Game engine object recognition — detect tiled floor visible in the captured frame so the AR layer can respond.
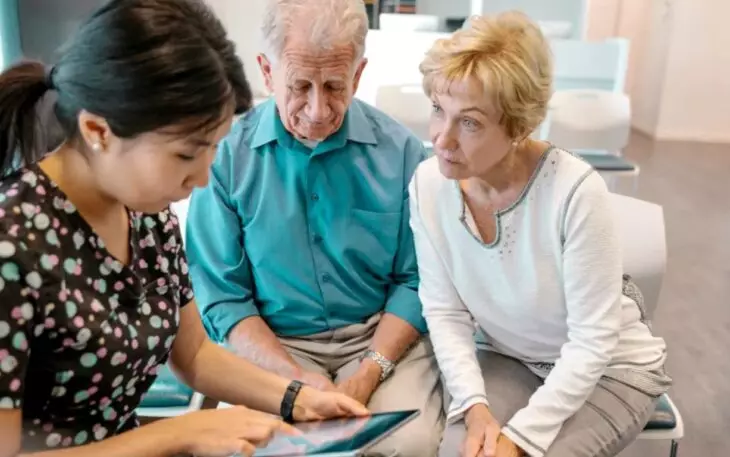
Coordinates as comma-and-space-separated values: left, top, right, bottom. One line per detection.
613, 133, 730, 457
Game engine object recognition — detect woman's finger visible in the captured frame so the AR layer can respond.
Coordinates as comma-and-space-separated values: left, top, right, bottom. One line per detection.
238, 423, 278, 446
238, 439, 257, 457
336, 394, 370, 416
276, 419, 301, 435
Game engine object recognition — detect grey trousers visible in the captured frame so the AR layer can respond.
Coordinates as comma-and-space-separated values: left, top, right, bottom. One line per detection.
280, 313, 445, 457
439, 350, 659, 457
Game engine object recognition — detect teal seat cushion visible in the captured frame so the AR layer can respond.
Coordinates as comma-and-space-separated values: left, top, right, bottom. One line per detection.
644, 394, 677, 430
575, 152, 637, 171
138, 363, 194, 409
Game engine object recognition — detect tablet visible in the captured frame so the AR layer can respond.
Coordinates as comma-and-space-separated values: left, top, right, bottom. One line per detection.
250, 409, 420, 457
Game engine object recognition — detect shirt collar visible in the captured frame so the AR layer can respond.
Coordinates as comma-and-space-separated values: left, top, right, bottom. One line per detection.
250, 98, 378, 152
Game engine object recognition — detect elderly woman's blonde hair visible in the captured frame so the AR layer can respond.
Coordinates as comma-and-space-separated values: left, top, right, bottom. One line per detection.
420, 11, 553, 141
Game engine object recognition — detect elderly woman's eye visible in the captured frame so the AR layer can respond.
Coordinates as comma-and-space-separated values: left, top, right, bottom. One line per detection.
462, 118, 478, 129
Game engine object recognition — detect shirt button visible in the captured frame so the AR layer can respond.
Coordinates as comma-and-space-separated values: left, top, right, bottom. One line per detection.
311, 193, 320, 202
322, 273, 331, 283
313, 234, 323, 243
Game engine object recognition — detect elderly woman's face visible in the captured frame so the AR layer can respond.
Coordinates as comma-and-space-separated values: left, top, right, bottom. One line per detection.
259, 41, 367, 142
429, 78, 514, 180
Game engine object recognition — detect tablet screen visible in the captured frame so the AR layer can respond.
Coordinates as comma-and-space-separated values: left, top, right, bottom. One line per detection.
252, 410, 419, 457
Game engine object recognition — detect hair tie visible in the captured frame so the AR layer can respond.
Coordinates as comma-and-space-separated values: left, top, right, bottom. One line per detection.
45, 65, 57, 90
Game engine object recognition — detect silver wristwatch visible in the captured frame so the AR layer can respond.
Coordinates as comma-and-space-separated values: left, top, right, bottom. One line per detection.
361, 349, 395, 381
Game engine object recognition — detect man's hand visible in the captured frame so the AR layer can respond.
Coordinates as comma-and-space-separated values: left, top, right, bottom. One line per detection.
495, 435, 524, 457
462, 404, 502, 457
335, 358, 381, 405
298, 370, 336, 391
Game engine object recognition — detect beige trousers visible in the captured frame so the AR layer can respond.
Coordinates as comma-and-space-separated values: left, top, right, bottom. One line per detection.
279, 313, 444, 457
439, 350, 660, 457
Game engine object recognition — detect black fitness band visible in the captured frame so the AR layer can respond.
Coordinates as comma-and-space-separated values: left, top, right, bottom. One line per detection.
280, 380, 304, 423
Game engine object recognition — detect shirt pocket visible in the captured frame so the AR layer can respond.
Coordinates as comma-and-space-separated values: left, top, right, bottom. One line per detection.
347, 209, 401, 277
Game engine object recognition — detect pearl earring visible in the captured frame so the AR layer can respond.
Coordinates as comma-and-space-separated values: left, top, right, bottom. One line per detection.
91, 143, 102, 152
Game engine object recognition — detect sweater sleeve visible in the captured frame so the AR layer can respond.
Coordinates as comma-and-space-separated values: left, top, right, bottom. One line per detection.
408, 170, 488, 423
502, 172, 623, 457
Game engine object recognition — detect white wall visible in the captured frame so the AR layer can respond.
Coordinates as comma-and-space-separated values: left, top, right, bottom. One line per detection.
204, 0, 268, 97
652, 0, 730, 142
592, 0, 730, 142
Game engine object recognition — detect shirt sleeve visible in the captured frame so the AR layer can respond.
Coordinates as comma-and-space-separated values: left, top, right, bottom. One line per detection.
502, 172, 623, 457
0, 236, 41, 410
384, 136, 429, 333
408, 168, 488, 422
185, 140, 259, 343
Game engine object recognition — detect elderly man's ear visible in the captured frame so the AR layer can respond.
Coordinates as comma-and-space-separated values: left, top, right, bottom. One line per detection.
257, 54, 275, 94
352, 57, 368, 94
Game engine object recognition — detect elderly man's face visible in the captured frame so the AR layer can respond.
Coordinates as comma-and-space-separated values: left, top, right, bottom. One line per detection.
259, 41, 367, 142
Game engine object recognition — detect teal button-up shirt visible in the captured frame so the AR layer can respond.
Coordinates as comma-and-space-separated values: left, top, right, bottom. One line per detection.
186, 99, 428, 340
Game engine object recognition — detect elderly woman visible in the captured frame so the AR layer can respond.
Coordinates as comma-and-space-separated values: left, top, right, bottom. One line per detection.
408, 12, 672, 457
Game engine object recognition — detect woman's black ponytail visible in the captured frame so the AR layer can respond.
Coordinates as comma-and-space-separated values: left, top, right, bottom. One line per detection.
0, 61, 53, 175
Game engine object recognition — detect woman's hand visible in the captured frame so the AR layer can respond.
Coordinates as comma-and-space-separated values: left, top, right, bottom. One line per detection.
462, 404, 502, 457
293, 385, 370, 421
172, 405, 298, 457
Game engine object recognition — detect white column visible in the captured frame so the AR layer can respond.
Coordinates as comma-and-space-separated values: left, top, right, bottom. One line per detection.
631, 0, 730, 142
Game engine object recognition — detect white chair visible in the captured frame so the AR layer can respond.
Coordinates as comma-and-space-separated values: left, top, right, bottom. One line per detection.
609, 193, 683, 457
136, 197, 205, 418
547, 89, 631, 153
543, 86, 638, 194
551, 38, 630, 93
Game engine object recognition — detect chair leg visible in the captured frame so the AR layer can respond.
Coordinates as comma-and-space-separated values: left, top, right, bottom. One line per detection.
669, 440, 679, 457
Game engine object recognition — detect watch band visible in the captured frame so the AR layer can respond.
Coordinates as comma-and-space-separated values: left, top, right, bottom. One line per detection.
362, 349, 395, 381
280, 380, 303, 423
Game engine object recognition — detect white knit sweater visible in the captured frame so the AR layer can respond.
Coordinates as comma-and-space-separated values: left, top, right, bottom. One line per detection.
408, 147, 668, 457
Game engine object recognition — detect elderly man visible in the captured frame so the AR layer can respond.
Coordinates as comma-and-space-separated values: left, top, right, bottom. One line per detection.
184, 0, 443, 455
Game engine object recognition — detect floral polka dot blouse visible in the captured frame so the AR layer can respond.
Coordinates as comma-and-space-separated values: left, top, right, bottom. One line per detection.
0, 165, 194, 451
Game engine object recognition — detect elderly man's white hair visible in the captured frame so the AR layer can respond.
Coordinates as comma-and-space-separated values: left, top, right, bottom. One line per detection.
261, 0, 369, 64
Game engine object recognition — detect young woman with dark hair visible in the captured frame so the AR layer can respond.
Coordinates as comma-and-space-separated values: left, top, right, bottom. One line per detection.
0, 1, 367, 456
